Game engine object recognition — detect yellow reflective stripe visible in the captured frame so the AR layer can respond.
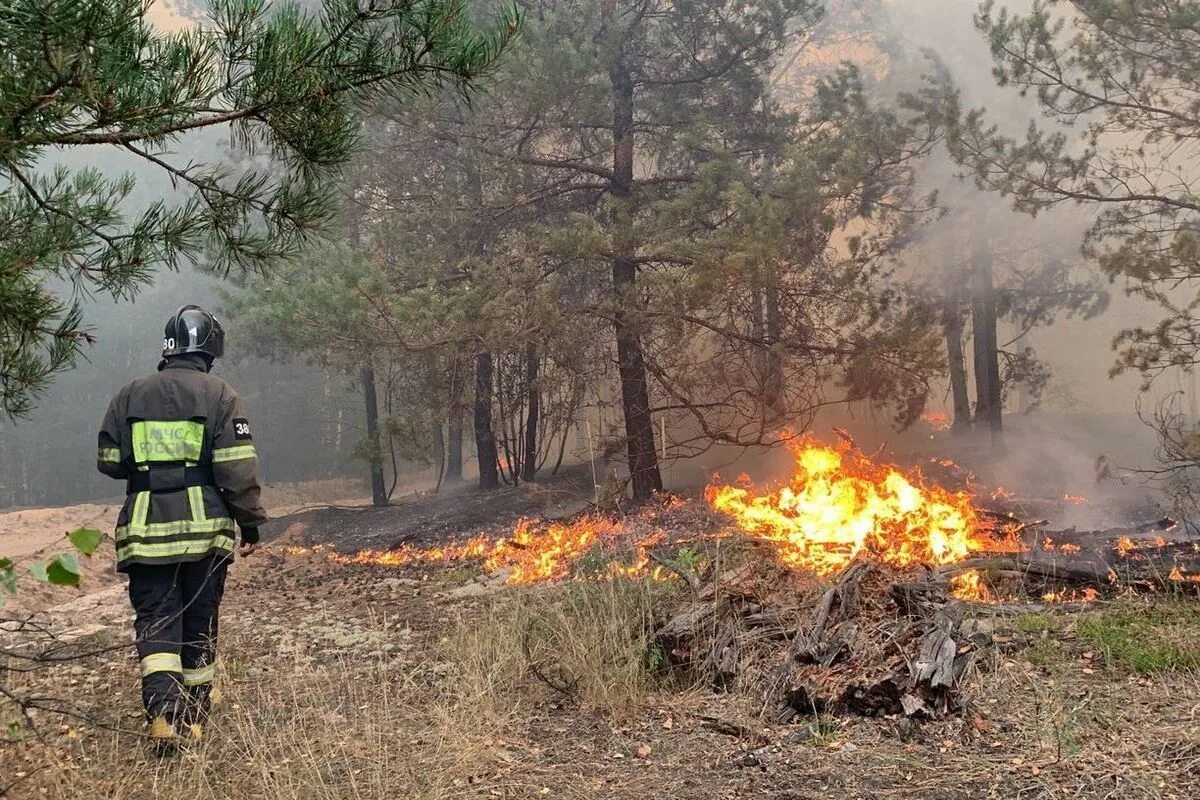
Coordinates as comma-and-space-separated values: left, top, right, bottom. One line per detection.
116, 517, 235, 539
182, 663, 216, 687
188, 486, 207, 523
117, 535, 236, 561
131, 491, 150, 528
211, 445, 256, 463
98, 447, 121, 463
141, 653, 182, 676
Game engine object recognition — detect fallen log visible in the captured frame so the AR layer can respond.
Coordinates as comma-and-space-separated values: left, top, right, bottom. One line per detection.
795, 562, 869, 667
937, 541, 1200, 588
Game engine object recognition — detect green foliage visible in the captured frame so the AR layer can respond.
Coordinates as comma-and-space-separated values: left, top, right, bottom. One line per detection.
939, 0, 1200, 385
230, 0, 955, 475
1011, 612, 1061, 634
1, 526, 107, 599
43, 552, 81, 587
68, 527, 103, 556
26, 560, 48, 583
1077, 600, 1200, 674
674, 546, 702, 573
0, 0, 518, 416
0, 557, 15, 594
1023, 636, 1070, 670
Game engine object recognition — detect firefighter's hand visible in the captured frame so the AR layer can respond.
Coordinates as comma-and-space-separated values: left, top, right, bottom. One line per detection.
239, 526, 260, 558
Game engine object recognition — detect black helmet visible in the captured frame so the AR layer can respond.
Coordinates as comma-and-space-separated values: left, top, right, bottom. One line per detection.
162, 305, 225, 360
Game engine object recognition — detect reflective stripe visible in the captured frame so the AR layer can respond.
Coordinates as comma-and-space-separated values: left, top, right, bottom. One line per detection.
212, 445, 256, 463
132, 420, 204, 464
131, 491, 150, 528
188, 486, 207, 523
98, 447, 121, 463
116, 517, 235, 539
117, 534, 235, 563
182, 663, 216, 687
141, 652, 182, 676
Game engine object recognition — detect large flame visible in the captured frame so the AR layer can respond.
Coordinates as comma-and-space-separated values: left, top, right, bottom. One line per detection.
705, 437, 1002, 575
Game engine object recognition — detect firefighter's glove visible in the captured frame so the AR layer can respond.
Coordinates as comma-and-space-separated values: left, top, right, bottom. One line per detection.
239, 526, 260, 558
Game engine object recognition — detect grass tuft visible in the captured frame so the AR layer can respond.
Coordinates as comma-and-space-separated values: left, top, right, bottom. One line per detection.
1077, 599, 1200, 673
442, 578, 663, 718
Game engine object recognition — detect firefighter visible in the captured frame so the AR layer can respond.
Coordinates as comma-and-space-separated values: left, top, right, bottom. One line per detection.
96, 305, 267, 748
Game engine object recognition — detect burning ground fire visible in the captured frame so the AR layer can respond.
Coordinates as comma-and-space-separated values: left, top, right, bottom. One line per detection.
295, 437, 1199, 596
705, 438, 1013, 575
331, 517, 665, 585
920, 411, 952, 431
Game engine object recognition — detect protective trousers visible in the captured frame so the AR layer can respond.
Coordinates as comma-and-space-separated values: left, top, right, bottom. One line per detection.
126, 553, 229, 723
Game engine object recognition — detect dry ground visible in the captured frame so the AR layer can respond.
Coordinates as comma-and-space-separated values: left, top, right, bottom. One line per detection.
3, 485, 1199, 799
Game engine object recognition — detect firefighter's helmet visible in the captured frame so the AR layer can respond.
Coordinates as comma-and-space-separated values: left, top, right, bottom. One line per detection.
162, 305, 225, 360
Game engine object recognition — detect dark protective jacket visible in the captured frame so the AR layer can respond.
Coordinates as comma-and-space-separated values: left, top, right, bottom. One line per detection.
96, 355, 268, 571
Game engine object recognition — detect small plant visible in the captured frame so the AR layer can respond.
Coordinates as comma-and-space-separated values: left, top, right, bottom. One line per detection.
572, 544, 615, 578
0, 527, 105, 605
1023, 637, 1069, 669
645, 641, 666, 673
1077, 600, 1200, 673
1011, 612, 1060, 634
675, 545, 703, 572
442, 578, 660, 718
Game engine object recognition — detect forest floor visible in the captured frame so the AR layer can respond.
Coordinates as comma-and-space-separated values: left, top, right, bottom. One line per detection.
3, 472, 1199, 800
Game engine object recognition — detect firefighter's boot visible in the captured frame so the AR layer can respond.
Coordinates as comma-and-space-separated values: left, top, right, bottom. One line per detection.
147, 715, 179, 754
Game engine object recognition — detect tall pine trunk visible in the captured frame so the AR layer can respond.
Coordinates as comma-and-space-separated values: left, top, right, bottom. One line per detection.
474, 348, 500, 490
360, 364, 388, 507
943, 293, 971, 432
521, 342, 540, 483
446, 347, 465, 481
763, 279, 784, 417
433, 418, 446, 492
608, 24, 662, 501
970, 231, 1003, 445
348, 213, 387, 505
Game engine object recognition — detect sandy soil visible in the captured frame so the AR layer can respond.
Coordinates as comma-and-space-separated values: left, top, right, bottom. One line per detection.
0, 478, 371, 618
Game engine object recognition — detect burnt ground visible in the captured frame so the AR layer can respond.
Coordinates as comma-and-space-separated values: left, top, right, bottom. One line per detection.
262, 464, 598, 553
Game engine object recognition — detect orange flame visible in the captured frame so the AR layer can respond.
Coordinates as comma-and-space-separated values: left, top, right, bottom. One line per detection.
921, 412, 952, 431
1169, 566, 1200, 584
705, 437, 1005, 575
334, 517, 640, 585
1114, 536, 1169, 557
950, 569, 992, 601
1042, 586, 1100, 603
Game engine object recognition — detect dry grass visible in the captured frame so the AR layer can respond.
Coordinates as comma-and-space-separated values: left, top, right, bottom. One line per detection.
16, 637, 528, 799
442, 578, 665, 719
5, 579, 667, 799
5, 568, 1200, 800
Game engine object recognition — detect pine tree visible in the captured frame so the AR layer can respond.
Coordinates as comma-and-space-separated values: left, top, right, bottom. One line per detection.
944, 0, 1200, 384
0, 0, 516, 416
